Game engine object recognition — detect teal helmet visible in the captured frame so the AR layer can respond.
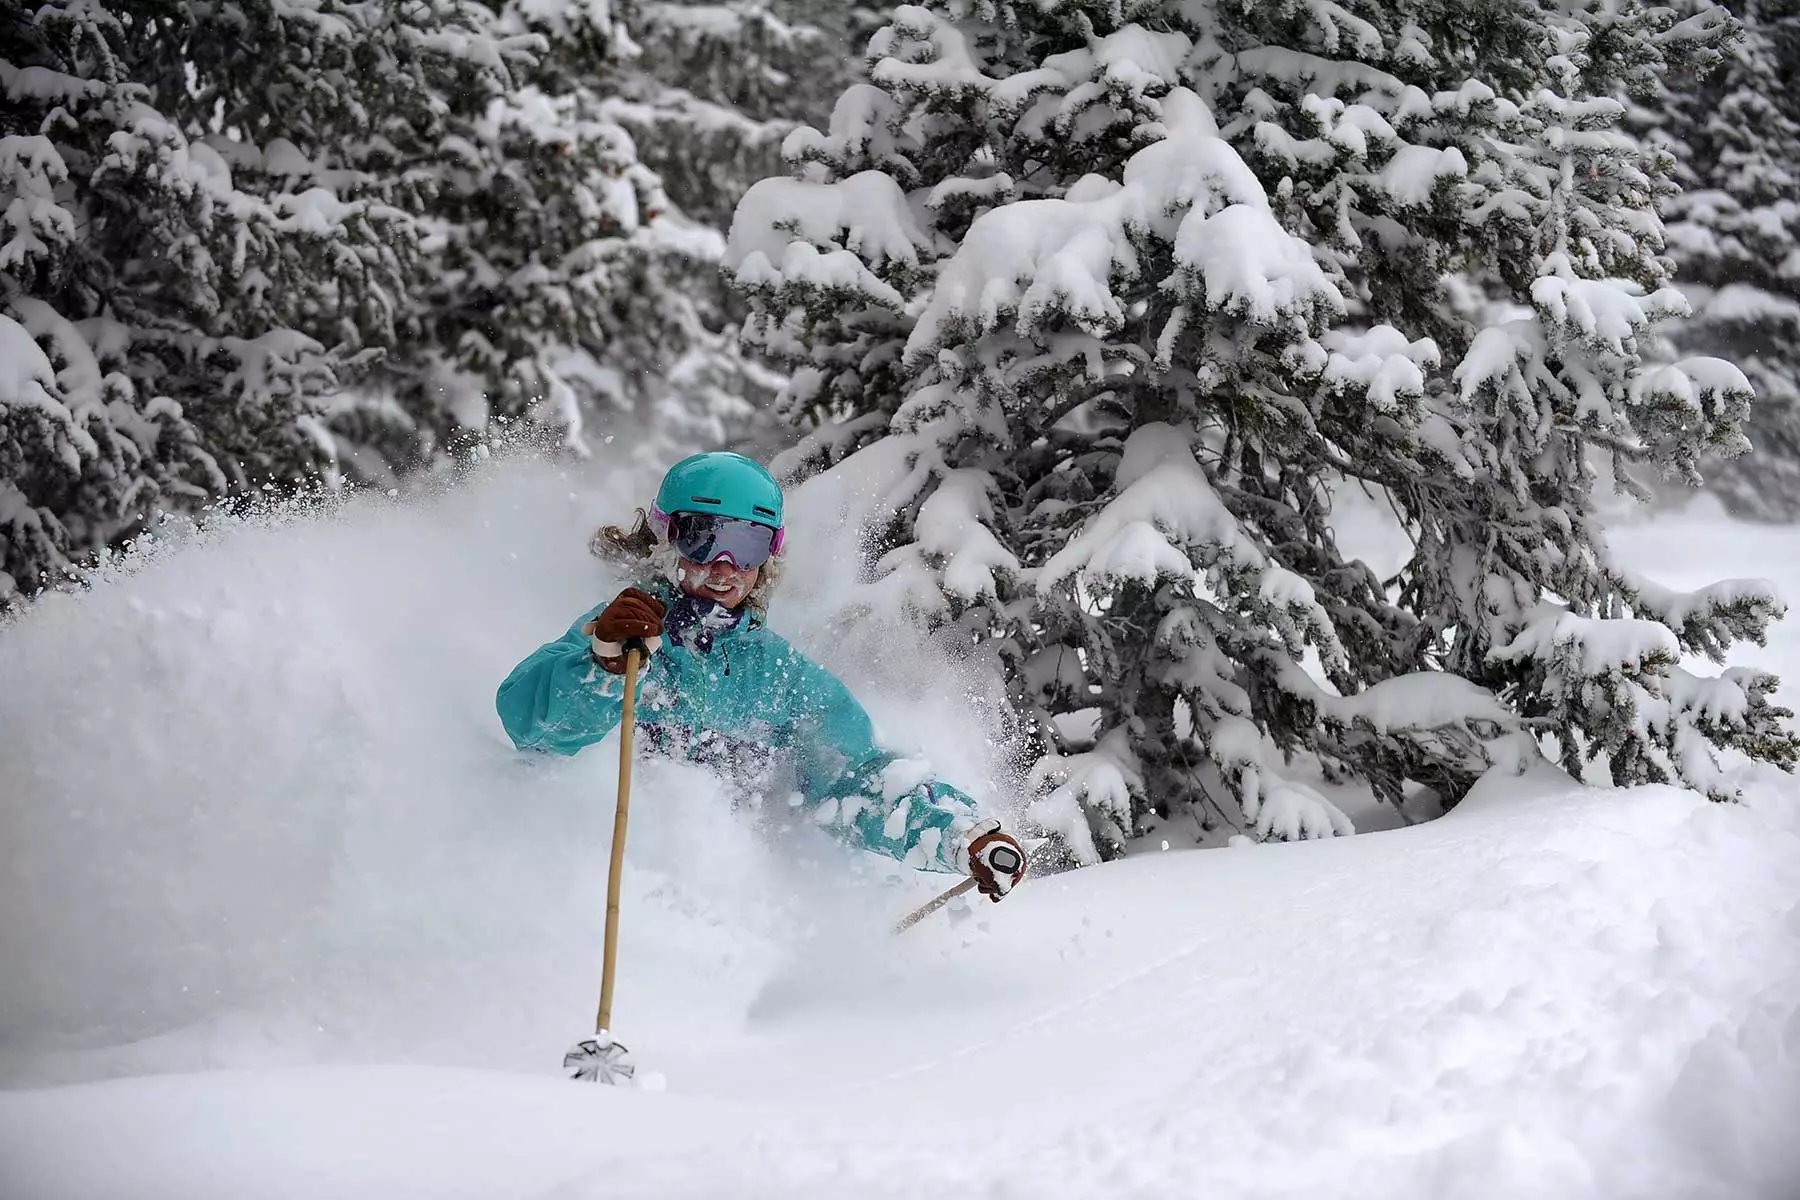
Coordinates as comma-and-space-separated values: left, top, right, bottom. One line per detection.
652, 451, 784, 530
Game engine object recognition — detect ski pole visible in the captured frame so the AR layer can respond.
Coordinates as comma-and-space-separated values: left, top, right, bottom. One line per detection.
892, 837, 1026, 934
564, 640, 646, 1083
892, 876, 979, 934
596, 641, 642, 1034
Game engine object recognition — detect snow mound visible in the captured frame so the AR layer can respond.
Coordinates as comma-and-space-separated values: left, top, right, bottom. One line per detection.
4, 766, 1798, 1199
2, 463, 1799, 1199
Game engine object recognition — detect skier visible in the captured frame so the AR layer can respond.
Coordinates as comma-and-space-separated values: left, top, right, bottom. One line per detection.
496, 451, 1028, 901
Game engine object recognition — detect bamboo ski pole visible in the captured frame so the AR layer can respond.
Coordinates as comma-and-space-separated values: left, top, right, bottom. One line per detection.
566, 643, 645, 1083
892, 876, 980, 934
596, 644, 642, 1036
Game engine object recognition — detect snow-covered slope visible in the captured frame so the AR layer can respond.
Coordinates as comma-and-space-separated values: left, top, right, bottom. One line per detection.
2, 466, 1798, 1199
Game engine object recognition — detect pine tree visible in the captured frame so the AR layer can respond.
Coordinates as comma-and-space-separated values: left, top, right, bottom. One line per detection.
728, 0, 1797, 861
1654, 0, 1800, 519
592, 0, 865, 470
343, 0, 828, 482
235, 0, 741, 483
0, 0, 761, 599
615, 0, 840, 229
0, 0, 441, 606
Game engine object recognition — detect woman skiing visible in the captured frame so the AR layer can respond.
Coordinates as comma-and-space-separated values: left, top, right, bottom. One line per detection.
496, 451, 1028, 900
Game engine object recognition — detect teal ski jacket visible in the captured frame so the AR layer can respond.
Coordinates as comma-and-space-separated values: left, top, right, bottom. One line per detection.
497, 583, 981, 874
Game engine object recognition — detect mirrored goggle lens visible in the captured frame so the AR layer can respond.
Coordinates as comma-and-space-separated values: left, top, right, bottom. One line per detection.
668, 513, 778, 568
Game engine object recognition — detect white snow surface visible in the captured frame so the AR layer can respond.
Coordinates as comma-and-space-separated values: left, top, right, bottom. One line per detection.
3, 463, 1800, 1199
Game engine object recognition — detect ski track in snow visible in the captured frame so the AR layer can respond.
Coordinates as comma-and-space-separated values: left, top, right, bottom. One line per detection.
2, 467, 1799, 1199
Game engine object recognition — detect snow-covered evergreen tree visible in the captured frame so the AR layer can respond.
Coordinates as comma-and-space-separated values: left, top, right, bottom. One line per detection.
613, 0, 838, 229
351, 0, 850, 482
0, 0, 768, 599
728, 0, 1797, 860
273, 0, 756, 483
1654, 0, 1800, 519
0, 0, 436, 606
587, 0, 867, 470
347, 0, 688, 473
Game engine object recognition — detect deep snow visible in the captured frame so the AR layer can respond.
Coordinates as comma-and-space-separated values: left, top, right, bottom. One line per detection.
2, 463, 1798, 1199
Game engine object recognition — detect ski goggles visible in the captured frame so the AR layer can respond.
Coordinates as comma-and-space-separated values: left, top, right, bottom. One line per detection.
656, 509, 784, 568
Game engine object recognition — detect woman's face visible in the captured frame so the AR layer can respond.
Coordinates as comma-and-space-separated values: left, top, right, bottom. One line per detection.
677, 555, 760, 609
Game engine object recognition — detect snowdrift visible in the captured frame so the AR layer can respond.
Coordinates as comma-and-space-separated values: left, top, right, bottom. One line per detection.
3, 466, 1799, 1199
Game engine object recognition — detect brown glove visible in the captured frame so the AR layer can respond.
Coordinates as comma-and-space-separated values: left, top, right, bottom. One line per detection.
966, 819, 1027, 901
581, 587, 666, 674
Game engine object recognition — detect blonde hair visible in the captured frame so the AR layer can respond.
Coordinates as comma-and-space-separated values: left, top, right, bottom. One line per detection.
591, 507, 784, 622
591, 508, 660, 561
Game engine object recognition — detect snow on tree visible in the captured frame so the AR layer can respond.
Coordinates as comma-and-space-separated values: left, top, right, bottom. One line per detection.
352, 0, 854, 483
351, 0, 685, 472
0, 0, 425, 607
0, 0, 773, 600
727, 0, 1798, 860
582, 0, 866, 471
1650, 0, 1800, 519
274, 0, 759, 482
611, 0, 839, 230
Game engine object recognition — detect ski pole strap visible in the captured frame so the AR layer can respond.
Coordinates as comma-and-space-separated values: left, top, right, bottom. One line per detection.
591, 634, 663, 659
